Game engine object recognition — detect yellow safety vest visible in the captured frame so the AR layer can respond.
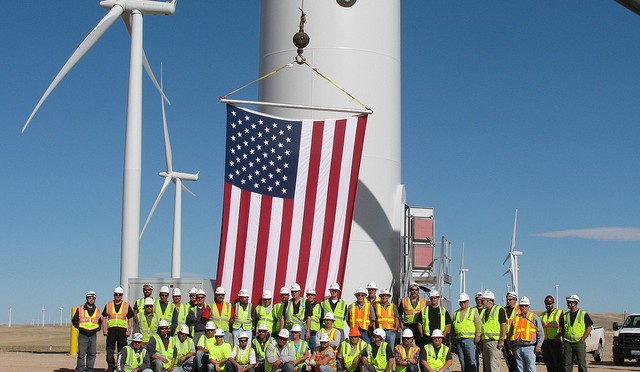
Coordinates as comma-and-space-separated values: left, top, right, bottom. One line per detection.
540, 308, 562, 340
136, 297, 157, 313
420, 306, 446, 336
510, 313, 535, 342
155, 302, 175, 323
106, 301, 130, 329
340, 339, 369, 372
123, 346, 147, 372
151, 334, 175, 369
321, 299, 347, 330
232, 345, 254, 366
252, 337, 272, 363
505, 305, 520, 329
233, 303, 253, 330
173, 336, 194, 365
424, 344, 449, 370
256, 305, 275, 332
394, 345, 419, 372
563, 310, 586, 343
349, 303, 371, 330
285, 300, 306, 328
376, 303, 396, 330
453, 307, 478, 339
137, 313, 160, 343
207, 342, 232, 372
310, 303, 322, 331
77, 304, 101, 331
266, 341, 293, 372
401, 297, 426, 324
210, 301, 232, 332
175, 303, 189, 328
293, 339, 308, 368
481, 305, 503, 341
370, 342, 390, 372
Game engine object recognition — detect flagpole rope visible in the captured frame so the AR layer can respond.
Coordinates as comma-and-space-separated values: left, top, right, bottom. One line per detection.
302, 60, 371, 111
220, 60, 297, 99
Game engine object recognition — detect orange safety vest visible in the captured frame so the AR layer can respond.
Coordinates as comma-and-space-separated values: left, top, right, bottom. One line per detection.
349, 303, 371, 330
376, 303, 396, 330
505, 305, 520, 328
77, 304, 101, 331
314, 346, 337, 371
106, 301, 130, 329
401, 297, 426, 324
510, 312, 535, 342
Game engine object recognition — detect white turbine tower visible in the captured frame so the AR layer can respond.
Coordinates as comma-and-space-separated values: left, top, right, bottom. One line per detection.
459, 243, 468, 294
23, 0, 177, 291
502, 209, 522, 296
139, 71, 199, 278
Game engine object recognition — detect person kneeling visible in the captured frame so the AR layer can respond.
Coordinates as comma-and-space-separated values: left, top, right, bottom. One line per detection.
228, 332, 257, 372
419, 330, 452, 372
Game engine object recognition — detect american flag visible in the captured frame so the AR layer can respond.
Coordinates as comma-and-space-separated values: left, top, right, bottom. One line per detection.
216, 104, 368, 303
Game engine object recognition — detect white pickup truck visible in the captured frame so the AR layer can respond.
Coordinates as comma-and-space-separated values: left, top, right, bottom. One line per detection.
586, 326, 606, 362
613, 314, 640, 365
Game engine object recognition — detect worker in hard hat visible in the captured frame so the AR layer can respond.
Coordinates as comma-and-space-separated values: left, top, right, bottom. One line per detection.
419, 329, 452, 372
394, 329, 419, 372
173, 288, 189, 335
347, 288, 376, 343
156, 286, 176, 326
233, 289, 257, 346
285, 284, 307, 338
187, 289, 211, 345
135, 283, 156, 316
134, 297, 160, 343
319, 283, 348, 340
211, 287, 234, 344
540, 295, 563, 372
473, 292, 485, 370
305, 288, 320, 351
503, 292, 520, 372
73, 290, 101, 372
103, 286, 134, 372
198, 325, 232, 372
398, 283, 426, 350
560, 294, 592, 372
375, 289, 400, 350
366, 282, 380, 305
338, 328, 370, 372
173, 325, 196, 372
480, 290, 507, 372
290, 324, 310, 371
253, 323, 273, 372
315, 313, 343, 350
506, 296, 543, 372
147, 319, 176, 371
255, 290, 275, 334
266, 329, 296, 372
369, 328, 394, 372
312, 332, 337, 372
452, 293, 480, 372
273, 287, 291, 334
187, 288, 199, 313
416, 290, 451, 348
228, 331, 257, 372
117, 332, 152, 372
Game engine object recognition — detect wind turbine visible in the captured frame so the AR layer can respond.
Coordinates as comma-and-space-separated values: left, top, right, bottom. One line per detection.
22, 0, 177, 291
139, 69, 199, 278
502, 209, 522, 296
459, 243, 468, 294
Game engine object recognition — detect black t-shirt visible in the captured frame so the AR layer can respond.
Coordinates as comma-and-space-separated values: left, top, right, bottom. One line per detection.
482, 306, 507, 324
415, 306, 452, 332
371, 343, 394, 361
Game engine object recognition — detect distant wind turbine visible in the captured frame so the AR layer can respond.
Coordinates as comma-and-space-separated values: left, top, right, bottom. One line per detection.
459, 243, 468, 294
502, 209, 522, 296
139, 69, 199, 278
22, 0, 177, 290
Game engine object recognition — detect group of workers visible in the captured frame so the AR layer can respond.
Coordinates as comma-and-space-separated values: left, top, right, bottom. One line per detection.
72, 281, 591, 372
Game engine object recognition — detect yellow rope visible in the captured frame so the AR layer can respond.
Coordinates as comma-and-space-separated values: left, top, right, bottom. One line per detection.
221, 59, 297, 99
303, 61, 370, 111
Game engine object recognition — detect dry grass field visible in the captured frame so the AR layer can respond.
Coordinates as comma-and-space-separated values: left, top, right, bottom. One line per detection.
1, 313, 639, 371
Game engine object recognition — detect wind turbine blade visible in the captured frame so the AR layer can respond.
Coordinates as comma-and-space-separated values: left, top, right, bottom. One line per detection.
510, 209, 518, 252
181, 183, 196, 197
120, 13, 170, 105
503, 268, 511, 276
160, 67, 173, 174
22, 5, 123, 133
139, 176, 172, 239
502, 252, 511, 265
461, 243, 465, 269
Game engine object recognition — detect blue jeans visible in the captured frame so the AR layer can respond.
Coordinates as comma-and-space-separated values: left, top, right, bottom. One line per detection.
384, 330, 397, 350
513, 345, 536, 372
456, 337, 477, 372
309, 331, 318, 352
233, 328, 253, 346
359, 329, 370, 344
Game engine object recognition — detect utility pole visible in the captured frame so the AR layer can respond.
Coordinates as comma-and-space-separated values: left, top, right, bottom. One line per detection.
8, 307, 11, 328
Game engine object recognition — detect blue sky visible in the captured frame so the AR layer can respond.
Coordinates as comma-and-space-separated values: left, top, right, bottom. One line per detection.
2, 2, 639, 325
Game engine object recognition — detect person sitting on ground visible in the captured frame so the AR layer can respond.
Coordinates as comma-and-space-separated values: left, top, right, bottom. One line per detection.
117, 332, 152, 372
419, 329, 452, 372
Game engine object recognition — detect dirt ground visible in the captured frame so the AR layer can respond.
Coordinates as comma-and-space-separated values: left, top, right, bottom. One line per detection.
1, 313, 639, 371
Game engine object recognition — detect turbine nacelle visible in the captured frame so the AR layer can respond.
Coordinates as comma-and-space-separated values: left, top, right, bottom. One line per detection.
100, 0, 176, 15
159, 170, 199, 181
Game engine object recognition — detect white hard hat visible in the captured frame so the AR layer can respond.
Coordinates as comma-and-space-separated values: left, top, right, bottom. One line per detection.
366, 282, 378, 290
475, 292, 483, 298
205, 321, 216, 330
196, 289, 206, 296
179, 325, 190, 334
160, 286, 170, 294
238, 289, 250, 297
189, 287, 198, 295
262, 290, 273, 299
482, 290, 495, 300
430, 289, 440, 298
258, 323, 270, 331
143, 283, 153, 289
355, 287, 367, 295
86, 291, 97, 298
158, 319, 169, 328
324, 312, 335, 321
215, 287, 226, 295
379, 288, 391, 297
506, 291, 518, 299
431, 329, 444, 338
306, 288, 316, 295
214, 328, 225, 337
519, 296, 531, 306
291, 324, 302, 332
290, 283, 301, 291
280, 286, 290, 295
409, 282, 419, 289
329, 283, 341, 291
566, 294, 580, 303
114, 287, 124, 294
402, 329, 414, 338
458, 293, 470, 302
278, 329, 290, 339
373, 328, 386, 338
319, 332, 330, 343
238, 332, 249, 339
132, 333, 144, 342
144, 298, 155, 306
172, 288, 182, 296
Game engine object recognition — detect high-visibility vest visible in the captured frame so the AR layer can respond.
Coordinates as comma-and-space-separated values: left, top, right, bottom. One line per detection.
173, 336, 194, 365
256, 305, 275, 332
77, 304, 101, 331
155, 302, 175, 323
198, 336, 217, 352
540, 308, 563, 340
319, 327, 338, 347
211, 301, 232, 332
122, 345, 148, 372
510, 313, 535, 342
505, 305, 520, 329
321, 299, 347, 330
137, 313, 160, 343
349, 303, 371, 330
375, 303, 396, 330
394, 345, 420, 372
232, 345, 255, 366
424, 344, 449, 370
207, 342, 232, 372
273, 302, 286, 332
136, 297, 157, 313
563, 310, 586, 343
310, 303, 322, 331
265, 341, 293, 372
481, 305, 504, 341
293, 339, 308, 368
151, 334, 175, 369
340, 339, 369, 372
233, 303, 254, 330
370, 342, 390, 372
420, 306, 446, 336
175, 303, 189, 327
477, 307, 486, 319
285, 300, 306, 328
401, 297, 426, 324
106, 301, 130, 329
314, 346, 337, 371
453, 307, 478, 339
366, 296, 380, 305
252, 337, 273, 363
